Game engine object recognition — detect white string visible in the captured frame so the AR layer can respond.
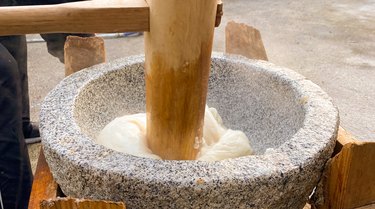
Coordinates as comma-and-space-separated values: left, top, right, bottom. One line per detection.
0, 190, 4, 209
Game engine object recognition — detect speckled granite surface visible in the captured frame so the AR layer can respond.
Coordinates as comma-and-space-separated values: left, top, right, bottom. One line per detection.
40, 53, 339, 209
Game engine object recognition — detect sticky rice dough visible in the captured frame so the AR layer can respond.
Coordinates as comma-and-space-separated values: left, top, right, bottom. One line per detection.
96, 107, 253, 161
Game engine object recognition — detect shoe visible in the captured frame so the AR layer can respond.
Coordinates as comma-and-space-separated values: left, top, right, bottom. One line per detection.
23, 122, 41, 144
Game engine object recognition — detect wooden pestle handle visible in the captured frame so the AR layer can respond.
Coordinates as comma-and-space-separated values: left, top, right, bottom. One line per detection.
145, 0, 218, 160
0, 0, 150, 35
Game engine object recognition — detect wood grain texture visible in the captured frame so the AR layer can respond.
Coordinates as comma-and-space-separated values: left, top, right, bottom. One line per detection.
0, 0, 223, 36
356, 204, 375, 209
28, 149, 58, 209
225, 21, 268, 61
144, 0, 217, 160
333, 126, 356, 156
64, 36, 106, 76
0, 0, 149, 35
40, 198, 125, 209
314, 128, 375, 209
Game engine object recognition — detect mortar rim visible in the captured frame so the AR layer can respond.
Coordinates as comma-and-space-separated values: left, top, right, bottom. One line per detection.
40, 53, 339, 181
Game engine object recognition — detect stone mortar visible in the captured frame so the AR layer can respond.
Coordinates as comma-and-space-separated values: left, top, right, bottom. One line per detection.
40, 53, 339, 209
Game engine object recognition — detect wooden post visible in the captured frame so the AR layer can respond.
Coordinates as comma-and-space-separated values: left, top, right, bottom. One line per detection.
144, 0, 218, 160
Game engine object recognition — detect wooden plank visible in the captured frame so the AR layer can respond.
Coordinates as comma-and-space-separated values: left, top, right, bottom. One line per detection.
28, 149, 58, 209
339, 142, 375, 208
314, 128, 375, 209
356, 204, 375, 209
332, 126, 356, 156
40, 198, 125, 209
0, 0, 223, 36
0, 0, 149, 35
225, 21, 268, 61
144, 0, 217, 160
64, 36, 106, 76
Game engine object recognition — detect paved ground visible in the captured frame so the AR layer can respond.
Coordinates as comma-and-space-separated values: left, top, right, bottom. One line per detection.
26, 0, 375, 172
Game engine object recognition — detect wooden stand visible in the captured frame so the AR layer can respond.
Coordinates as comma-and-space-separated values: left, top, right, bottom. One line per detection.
40, 198, 125, 209
28, 149, 59, 209
29, 151, 125, 209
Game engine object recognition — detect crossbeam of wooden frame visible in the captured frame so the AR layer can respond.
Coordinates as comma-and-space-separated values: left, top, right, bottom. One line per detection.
0, 0, 223, 35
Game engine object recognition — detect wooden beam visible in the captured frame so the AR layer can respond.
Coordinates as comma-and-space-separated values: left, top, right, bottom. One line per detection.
28, 149, 58, 209
0, 0, 149, 35
0, 0, 223, 36
144, 0, 217, 160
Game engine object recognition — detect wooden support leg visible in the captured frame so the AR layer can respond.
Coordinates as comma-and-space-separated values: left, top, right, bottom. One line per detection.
313, 127, 375, 209
28, 149, 58, 209
145, 0, 218, 160
225, 21, 268, 61
40, 198, 125, 209
64, 36, 106, 76
29, 36, 106, 209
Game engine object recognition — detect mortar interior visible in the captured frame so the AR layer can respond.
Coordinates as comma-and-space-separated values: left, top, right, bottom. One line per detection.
73, 56, 305, 155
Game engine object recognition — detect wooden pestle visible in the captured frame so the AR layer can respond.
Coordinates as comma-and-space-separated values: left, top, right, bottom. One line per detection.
145, 0, 218, 160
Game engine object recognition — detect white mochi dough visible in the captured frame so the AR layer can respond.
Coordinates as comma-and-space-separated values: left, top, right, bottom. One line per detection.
96, 107, 253, 161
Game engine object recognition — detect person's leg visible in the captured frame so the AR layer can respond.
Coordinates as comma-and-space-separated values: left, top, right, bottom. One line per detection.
0, 42, 32, 209
0, 35, 40, 139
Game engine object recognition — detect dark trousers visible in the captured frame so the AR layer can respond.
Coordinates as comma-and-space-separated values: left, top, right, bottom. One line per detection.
0, 36, 31, 126
0, 36, 32, 209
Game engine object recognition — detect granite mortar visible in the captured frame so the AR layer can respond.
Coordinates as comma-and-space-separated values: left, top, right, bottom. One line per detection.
40, 53, 339, 208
